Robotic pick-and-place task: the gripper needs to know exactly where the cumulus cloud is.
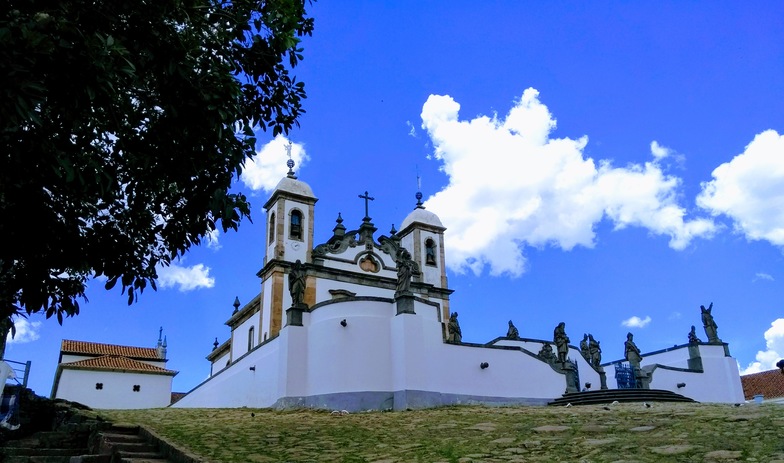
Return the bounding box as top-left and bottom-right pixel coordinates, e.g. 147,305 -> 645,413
650,141 -> 671,160
6,318 -> 42,344
697,130 -> 784,246
420,89 -> 716,275
240,135 -> 309,192
621,316 -> 652,328
740,318 -> 784,375
157,262 -> 215,291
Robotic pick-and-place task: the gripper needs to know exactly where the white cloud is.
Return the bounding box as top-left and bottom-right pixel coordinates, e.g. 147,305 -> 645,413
420,89 -> 716,276
754,272 -> 774,282
406,120 -> 417,137
6,318 -> 42,344
157,262 -> 215,291
697,130 -> 784,246
205,228 -> 221,250
650,141 -> 671,160
621,315 -> 652,328
240,135 -> 309,192
740,318 -> 784,375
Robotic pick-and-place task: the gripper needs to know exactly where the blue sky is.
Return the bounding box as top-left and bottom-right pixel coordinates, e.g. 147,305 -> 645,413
6,2 -> 784,397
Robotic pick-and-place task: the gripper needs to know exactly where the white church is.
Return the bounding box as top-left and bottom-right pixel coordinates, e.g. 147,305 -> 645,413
173,161 -> 745,411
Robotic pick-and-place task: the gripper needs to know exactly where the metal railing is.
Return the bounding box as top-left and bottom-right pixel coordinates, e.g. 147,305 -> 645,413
2,358 -> 31,388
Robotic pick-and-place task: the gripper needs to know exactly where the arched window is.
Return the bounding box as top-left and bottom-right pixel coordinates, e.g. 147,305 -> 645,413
269,213 -> 276,244
290,210 -> 303,240
425,238 -> 437,266
248,326 -> 255,351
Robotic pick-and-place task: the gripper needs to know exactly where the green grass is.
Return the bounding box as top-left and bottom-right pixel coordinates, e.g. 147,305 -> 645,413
102,403 -> 784,462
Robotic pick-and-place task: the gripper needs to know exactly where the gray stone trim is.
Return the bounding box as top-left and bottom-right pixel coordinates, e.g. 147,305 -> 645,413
205,339 -> 230,362
643,363 -> 704,374
263,189 -> 317,211
601,341 -> 732,367
309,295 -> 395,311
274,389 -> 551,412
225,293 -> 262,328
397,222 -> 446,237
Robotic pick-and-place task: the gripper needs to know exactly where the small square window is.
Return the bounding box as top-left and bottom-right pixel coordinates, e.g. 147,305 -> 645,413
95,383 -> 103,390
132,385 -> 141,392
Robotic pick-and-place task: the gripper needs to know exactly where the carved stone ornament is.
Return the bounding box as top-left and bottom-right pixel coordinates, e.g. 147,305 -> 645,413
359,254 -> 380,273
312,231 -> 358,257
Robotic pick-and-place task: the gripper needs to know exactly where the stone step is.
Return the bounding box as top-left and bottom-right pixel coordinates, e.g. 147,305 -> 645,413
100,433 -> 147,444
115,450 -> 168,460
3,455 -> 74,463
108,442 -> 159,454
1,447 -> 88,457
69,455 -> 113,463
548,388 -> 696,406
118,459 -> 171,463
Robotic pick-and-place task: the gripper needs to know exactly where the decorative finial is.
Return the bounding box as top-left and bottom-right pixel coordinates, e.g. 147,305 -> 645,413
390,224 -> 397,235
232,296 -> 240,314
415,167 -> 425,209
285,141 -> 297,179
158,327 -> 163,345
213,337 -> 219,350
332,212 -> 346,236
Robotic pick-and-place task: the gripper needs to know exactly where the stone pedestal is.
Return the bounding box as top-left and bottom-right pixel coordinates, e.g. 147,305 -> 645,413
286,304 -> 307,327
395,292 -> 416,315
563,362 -> 579,394
598,369 -> 608,390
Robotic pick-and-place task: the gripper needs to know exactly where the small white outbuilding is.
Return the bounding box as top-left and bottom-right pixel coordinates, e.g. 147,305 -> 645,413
51,333 -> 177,409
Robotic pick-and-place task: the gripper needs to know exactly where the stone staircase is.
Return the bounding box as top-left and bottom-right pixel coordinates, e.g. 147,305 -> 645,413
0,423 -> 195,463
548,388 -> 697,406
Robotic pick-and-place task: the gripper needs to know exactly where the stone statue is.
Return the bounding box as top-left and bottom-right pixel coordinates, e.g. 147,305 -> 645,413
288,260 -> 307,307
553,322 -> 570,363
579,334 -> 590,361
538,342 -> 556,363
688,325 -> 701,344
624,332 -> 642,368
395,249 -> 414,293
588,334 -> 602,367
701,302 -> 720,343
506,320 -> 519,340
447,312 -> 462,343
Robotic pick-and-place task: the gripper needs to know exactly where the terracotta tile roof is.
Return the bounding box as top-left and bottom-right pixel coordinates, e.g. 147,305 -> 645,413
62,355 -> 177,376
61,339 -> 161,360
740,368 -> 784,400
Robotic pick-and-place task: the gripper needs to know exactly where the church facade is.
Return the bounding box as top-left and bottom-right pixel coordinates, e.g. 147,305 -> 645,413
173,166 -> 744,411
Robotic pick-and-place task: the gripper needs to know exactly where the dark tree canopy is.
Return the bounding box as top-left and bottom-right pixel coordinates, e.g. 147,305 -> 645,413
0,0 -> 314,324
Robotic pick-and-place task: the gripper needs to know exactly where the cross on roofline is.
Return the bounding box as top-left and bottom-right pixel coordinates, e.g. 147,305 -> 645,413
358,191 -> 374,222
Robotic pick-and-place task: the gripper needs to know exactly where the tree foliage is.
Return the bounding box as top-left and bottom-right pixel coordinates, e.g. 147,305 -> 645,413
0,0 -> 314,323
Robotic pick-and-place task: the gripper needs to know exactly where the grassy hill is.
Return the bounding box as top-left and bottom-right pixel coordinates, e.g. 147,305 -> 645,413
103,403 -> 784,462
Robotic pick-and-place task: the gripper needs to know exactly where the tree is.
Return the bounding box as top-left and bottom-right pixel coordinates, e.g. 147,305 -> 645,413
0,0 -> 315,326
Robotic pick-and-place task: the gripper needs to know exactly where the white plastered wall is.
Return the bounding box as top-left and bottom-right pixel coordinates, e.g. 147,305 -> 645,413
231,312 -> 261,360
55,370 -> 172,409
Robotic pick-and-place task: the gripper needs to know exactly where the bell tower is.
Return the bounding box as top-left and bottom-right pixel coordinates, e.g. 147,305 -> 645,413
259,143 -> 317,340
